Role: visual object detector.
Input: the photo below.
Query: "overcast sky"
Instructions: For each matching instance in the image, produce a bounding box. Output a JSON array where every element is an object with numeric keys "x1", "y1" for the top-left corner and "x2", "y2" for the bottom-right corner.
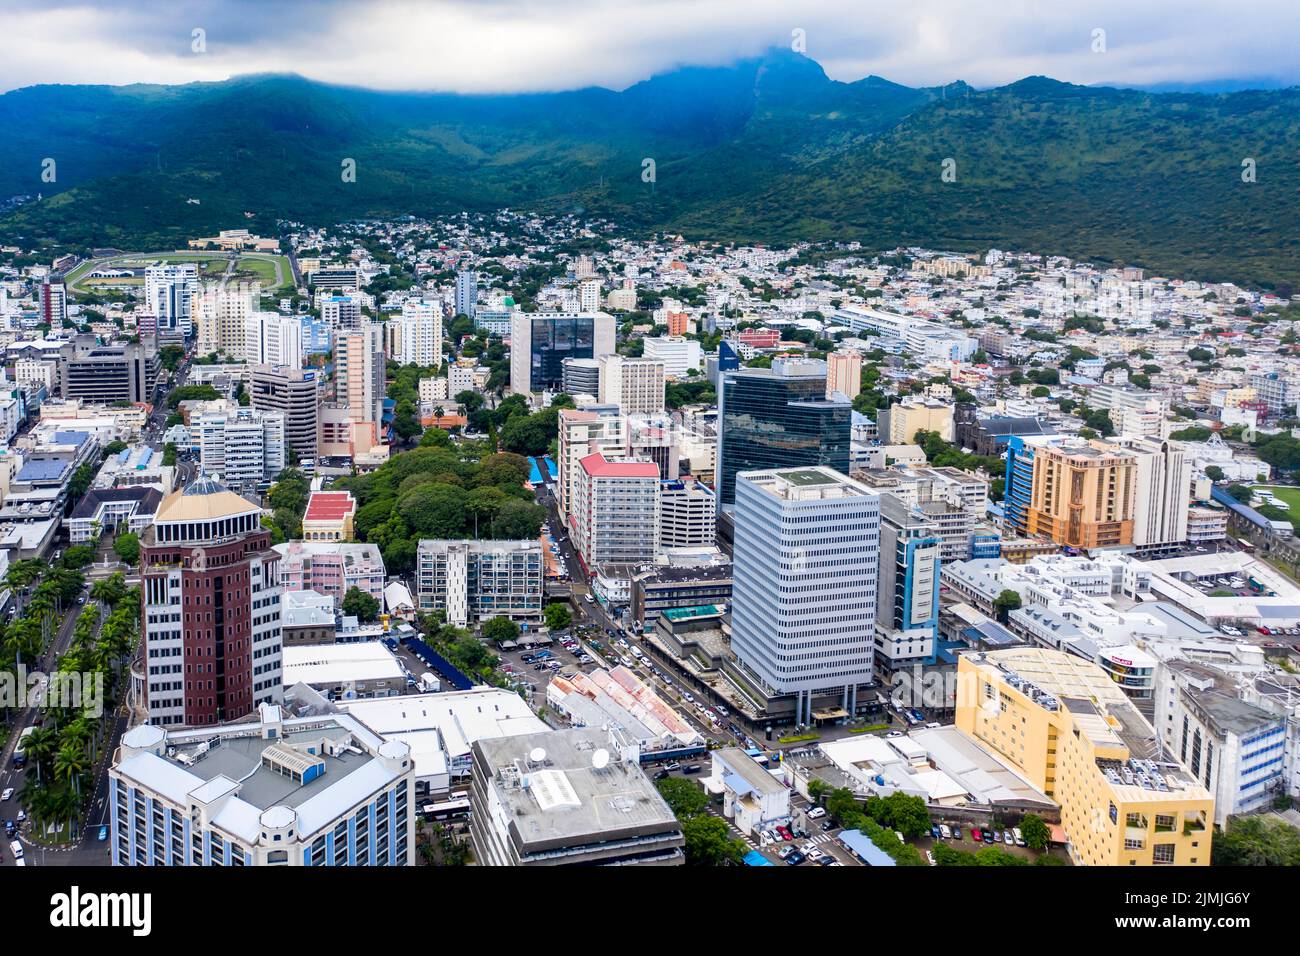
[{"x1": 4, "y1": 0, "x2": 1298, "y2": 94}]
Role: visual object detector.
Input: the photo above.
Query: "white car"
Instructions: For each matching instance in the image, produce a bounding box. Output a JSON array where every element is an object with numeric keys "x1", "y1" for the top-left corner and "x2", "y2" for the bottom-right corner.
[
  {"x1": 808, "y1": 806, "x2": 827, "y2": 820},
  {"x1": 926, "y1": 850, "x2": 936, "y2": 866},
  {"x1": 0, "y1": 788, "x2": 12, "y2": 801}
]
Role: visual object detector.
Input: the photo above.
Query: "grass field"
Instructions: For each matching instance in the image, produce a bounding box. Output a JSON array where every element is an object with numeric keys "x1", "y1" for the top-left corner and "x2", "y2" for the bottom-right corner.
[{"x1": 1251, "y1": 485, "x2": 1300, "y2": 511}]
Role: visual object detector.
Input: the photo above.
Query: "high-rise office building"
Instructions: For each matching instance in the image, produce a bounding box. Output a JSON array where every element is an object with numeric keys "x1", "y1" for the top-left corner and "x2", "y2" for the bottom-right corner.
[
  {"x1": 874, "y1": 493, "x2": 942, "y2": 679},
  {"x1": 1026, "y1": 440, "x2": 1138, "y2": 550},
  {"x1": 60, "y1": 334, "x2": 161, "y2": 405},
  {"x1": 140, "y1": 477, "x2": 283, "y2": 727},
  {"x1": 336, "y1": 322, "x2": 386, "y2": 424},
  {"x1": 1111, "y1": 436, "x2": 1192, "y2": 551},
  {"x1": 557, "y1": 408, "x2": 616, "y2": 526},
  {"x1": 599, "y1": 355, "x2": 666, "y2": 415},
  {"x1": 145, "y1": 264, "x2": 199, "y2": 339},
  {"x1": 509, "y1": 312, "x2": 616, "y2": 394},
  {"x1": 730, "y1": 466, "x2": 880, "y2": 726},
  {"x1": 716, "y1": 358, "x2": 851, "y2": 511},
  {"x1": 249, "y1": 364, "x2": 321, "y2": 463},
  {"x1": 455, "y1": 270, "x2": 477, "y2": 320},
  {"x1": 397, "y1": 300, "x2": 444, "y2": 368},
  {"x1": 244, "y1": 311, "x2": 304, "y2": 369},
  {"x1": 194, "y1": 405, "x2": 287, "y2": 490}
]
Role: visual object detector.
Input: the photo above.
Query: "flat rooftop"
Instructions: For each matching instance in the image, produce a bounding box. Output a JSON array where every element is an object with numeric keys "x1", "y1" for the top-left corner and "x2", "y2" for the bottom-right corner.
[{"x1": 476, "y1": 727, "x2": 680, "y2": 850}]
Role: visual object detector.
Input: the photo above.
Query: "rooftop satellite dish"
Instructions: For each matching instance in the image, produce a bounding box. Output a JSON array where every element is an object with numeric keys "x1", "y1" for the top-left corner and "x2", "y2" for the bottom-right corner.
[
  {"x1": 592, "y1": 748, "x2": 610, "y2": 769},
  {"x1": 529, "y1": 746, "x2": 547, "y2": 763}
]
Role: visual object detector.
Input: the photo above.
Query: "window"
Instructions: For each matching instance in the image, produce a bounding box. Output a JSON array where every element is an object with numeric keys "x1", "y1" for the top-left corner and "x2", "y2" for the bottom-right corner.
[{"x1": 1152, "y1": 843, "x2": 1175, "y2": 864}]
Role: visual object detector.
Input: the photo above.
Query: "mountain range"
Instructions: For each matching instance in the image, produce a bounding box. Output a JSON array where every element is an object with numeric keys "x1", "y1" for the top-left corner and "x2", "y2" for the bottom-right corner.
[{"x1": 1, "y1": 49, "x2": 1297, "y2": 287}]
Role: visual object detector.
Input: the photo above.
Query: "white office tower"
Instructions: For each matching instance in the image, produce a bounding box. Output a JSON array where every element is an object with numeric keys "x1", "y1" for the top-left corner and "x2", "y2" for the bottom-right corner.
[
  {"x1": 195, "y1": 406, "x2": 287, "y2": 488},
  {"x1": 598, "y1": 355, "x2": 666, "y2": 415},
  {"x1": 145, "y1": 263, "x2": 199, "y2": 338},
  {"x1": 398, "y1": 300, "x2": 444, "y2": 368},
  {"x1": 244, "y1": 311, "x2": 304, "y2": 369},
  {"x1": 455, "y1": 270, "x2": 477, "y2": 320},
  {"x1": 194, "y1": 281, "x2": 258, "y2": 357},
  {"x1": 579, "y1": 278, "x2": 601, "y2": 313},
  {"x1": 731, "y1": 467, "x2": 880, "y2": 727}
]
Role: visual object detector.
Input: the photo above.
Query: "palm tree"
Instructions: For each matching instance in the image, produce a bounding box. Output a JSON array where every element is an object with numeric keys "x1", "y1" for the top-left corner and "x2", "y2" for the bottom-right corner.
[
  {"x1": 54, "y1": 741, "x2": 89, "y2": 796},
  {"x1": 23, "y1": 725, "x2": 58, "y2": 784}
]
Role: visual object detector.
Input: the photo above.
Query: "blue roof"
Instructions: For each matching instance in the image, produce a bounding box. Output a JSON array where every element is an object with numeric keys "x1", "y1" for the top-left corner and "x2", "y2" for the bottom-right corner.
[
  {"x1": 51, "y1": 430, "x2": 91, "y2": 447},
  {"x1": 16, "y1": 458, "x2": 70, "y2": 482},
  {"x1": 115, "y1": 447, "x2": 131, "y2": 465},
  {"x1": 743, "y1": 850, "x2": 775, "y2": 866},
  {"x1": 838, "y1": 829, "x2": 897, "y2": 866},
  {"x1": 723, "y1": 770, "x2": 755, "y2": 798}
]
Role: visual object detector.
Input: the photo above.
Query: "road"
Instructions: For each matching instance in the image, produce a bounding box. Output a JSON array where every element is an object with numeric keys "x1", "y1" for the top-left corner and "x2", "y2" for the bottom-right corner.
[{"x1": 0, "y1": 582, "x2": 96, "y2": 865}]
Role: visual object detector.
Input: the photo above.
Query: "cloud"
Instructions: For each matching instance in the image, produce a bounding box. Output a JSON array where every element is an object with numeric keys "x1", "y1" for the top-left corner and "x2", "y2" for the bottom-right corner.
[{"x1": 2, "y1": 0, "x2": 1298, "y2": 94}]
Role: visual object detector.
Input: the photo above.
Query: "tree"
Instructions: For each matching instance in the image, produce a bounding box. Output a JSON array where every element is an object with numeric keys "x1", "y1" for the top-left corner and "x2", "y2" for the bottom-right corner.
[
  {"x1": 112, "y1": 533, "x2": 140, "y2": 566},
  {"x1": 807, "y1": 779, "x2": 830, "y2": 805},
  {"x1": 61, "y1": 544, "x2": 95, "y2": 569},
  {"x1": 1226, "y1": 484, "x2": 1254, "y2": 504},
  {"x1": 482, "y1": 615, "x2": 520, "y2": 645},
  {"x1": 1203, "y1": 465, "x2": 1225, "y2": 482},
  {"x1": 993, "y1": 589, "x2": 1022, "y2": 623},
  {"x1": 1212, "y1": 816, "x2": 1300, "y2": 866},
  {"x1": 1020, "y1": 813, "x2": 1051, "y2": 851},
  {"x1": 681, "y1": 815, "x2": 746, "y2": 866},
  {"x1": 341, "y1": 586, "x2": 380, "y2": 622},
  {"x1": 655, "y1": 777, "x2": 709, "y2": 819},
  {"x1": 543, "y1": 603, "x2": 572, "y2": 632}
]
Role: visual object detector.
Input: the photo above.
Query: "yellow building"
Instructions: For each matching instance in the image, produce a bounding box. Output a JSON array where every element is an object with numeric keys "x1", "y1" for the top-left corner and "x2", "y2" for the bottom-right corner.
[
  {"x1": 1026, "y1": 442, "x2": 1136, "y2": 549},
  {"x1": 886, "y1": 398, "x2": 954, "y2": 444},
  {"x1": 956, "y1": 649, "x2": 1213, "y2": 866}
]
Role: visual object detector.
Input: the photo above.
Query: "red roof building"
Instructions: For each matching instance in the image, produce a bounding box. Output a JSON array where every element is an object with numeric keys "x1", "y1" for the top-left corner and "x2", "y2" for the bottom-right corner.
[{"x1": 303, "y1": 490, "x2": 357, "y2": 542}]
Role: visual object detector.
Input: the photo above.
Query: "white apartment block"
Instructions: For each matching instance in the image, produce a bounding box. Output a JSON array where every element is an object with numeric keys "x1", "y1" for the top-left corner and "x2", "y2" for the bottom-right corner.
[
  {"x1": 145, "y1": 263, "x2": 198, "y2": 337},
  {"x1": 398, "y1": 300, "x2": 444, "y2": 369},
  {"x1": 572, "y1": 454, "x2": 661, "y2": 569},
  {"x1": 194, "y1": 282, "x2": 258, "y2": 357},
  {"x1": 599, "y1": 355, "x2": 666, "y2": 415},
  {"x1": 244, "y1": 311, "x2": 304, "y2": 369}
]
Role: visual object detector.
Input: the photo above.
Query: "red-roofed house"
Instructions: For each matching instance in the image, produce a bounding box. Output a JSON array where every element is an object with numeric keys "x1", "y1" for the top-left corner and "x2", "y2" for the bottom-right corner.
[
  {"x1": 303, "y1": 490, "x2": 357, "y2": 542},
  {"x1": 572, "y1": 453, "x2": 661, "y2": 570}
]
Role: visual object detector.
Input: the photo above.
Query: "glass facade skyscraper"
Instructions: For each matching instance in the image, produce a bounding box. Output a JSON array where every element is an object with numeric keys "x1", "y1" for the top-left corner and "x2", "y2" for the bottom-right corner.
[{"x1": 716, "y1": 359, "x2": 852, "y2": 510}]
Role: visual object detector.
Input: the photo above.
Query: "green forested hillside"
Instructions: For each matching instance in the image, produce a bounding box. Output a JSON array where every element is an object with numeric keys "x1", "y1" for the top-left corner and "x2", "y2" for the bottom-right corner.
[{"x1": 1, "y1": 52, "x2": 1296, "y2": 286}]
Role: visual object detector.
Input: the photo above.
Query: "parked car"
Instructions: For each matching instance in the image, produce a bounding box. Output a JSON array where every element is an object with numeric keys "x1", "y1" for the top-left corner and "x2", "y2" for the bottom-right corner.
[
  {"x1": 940, "y1": 824, "x2": 951, "y2": 839},
  {"x1": 652, "y1": 769, "x2": 670, "y2": 781},
  {"x1": 778, "y1": 844, "x2": 795, "y2": 859},
  {"x1": 931, "y1": 825, "x2": 942, "y2": 840},
  {"x1": 1012, "y1": 827, "x2": 1025, "y2": 847},
  {"x1": 1003, "y1": 830, "x2": 1016, "y2": 845},
  {"x1": 952, "y1": 826, "x2": 963, "y2": 841},
  {"x1": 971, "y1": 828, "x2": 982, "y2": 842},
  {"x1": 776, "y1": 825, "x2": 793, "y2": 841},
  {"x1": 682, "y1": 764, "x2": 702, "y2": 775},
  {"x1": 926, "y1": 850, "x2": 936, "y2": 866},
  {"x1": 808, "y1": 806, "x2": 827, "y2": 820},
  {"x1": 821, "y1": 819, "x2": 836, "y2": 832},
  {"x1": 785, "y1": 851, "x2": 806, "y2": 866},
  {"x1": 0, "y1": 788, "x2": 12, "y2": 801}
]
